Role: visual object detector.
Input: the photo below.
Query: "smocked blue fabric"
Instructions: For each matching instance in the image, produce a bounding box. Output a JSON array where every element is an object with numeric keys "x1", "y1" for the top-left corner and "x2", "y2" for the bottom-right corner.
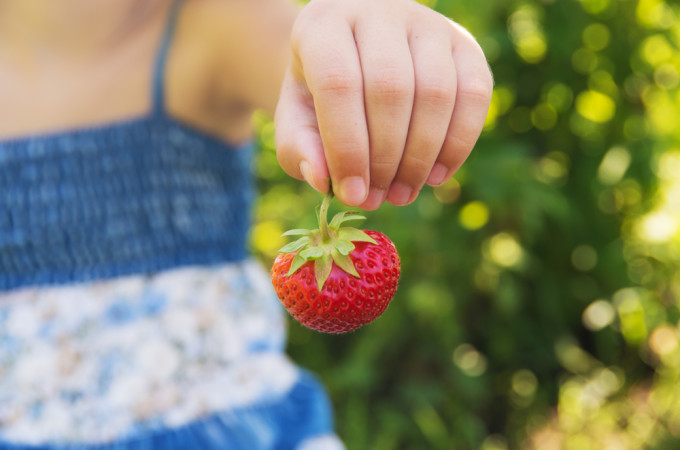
[
  {"x1": 0, "y1": 371, "x2": 335, "y2": 450},
  {"x1": 0, "y1": 0, "x2": 253, "y2": 291}
]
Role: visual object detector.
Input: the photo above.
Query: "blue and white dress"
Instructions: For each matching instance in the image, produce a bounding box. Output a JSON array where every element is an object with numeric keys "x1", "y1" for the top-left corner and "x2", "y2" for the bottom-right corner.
[{"x1": 0, "y1": 1, "x2": 343, "y2": 448}]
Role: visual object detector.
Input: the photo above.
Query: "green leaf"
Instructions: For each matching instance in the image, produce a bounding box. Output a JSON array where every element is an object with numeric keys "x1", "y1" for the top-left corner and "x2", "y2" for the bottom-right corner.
[
  {"x1": 340, "y1": 214, "x2": 367, "y2": 223},
  {"x1": 329, "y1": 211, "x2": 366, "y2": 229},
  {"x1": 299, "y1": 247, "x2": 324, "y2": 259},
  {"x1": 278, "y1": 237, "x2": 310, "y2": 253},
  {"x1": 287, "y1": 253, "x2": 307, "y2": 276},
  {"x1": 331, "y1": 249, "x2": 360, "y2": 278},
  {"x1": 337, "y1": 227, "x2": 377, "y2": 244},
  {"x1": 314, "y1": 253, "x2": 333, "y2": 291},
  {"x1": 281, "y1": 229, "x2": 312, "y2": 237},
  {"x1": 334, "y1": 239, "x2": 355, "y2": 256}
]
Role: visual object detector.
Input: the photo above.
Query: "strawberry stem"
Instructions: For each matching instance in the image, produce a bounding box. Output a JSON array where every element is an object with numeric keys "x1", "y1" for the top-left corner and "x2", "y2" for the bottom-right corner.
[{"x1": 319, "y1": 188, "x2": 334, "y2": 241}]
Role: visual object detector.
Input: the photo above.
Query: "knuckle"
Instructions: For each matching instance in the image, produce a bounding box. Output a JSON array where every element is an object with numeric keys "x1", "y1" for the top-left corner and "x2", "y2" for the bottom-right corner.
[
  {"x1": 327, "y1": 135, "x2": 367, "y2": 159},
  {"x1": 416, "y1": 133, "x2": 445, "y2": 154},
  {"x1": 445, "y1": 131, "x2": 477, "y2": 153},
  {"x1": 367, "y1": 69, "x2": 413, "y2": 103},
  {"x1": 315, "y1": 70, "x2": 363, "y2": 96},
  {"x1": 370, "y1": 158, "x2": 399, "y2": 188},
  {"x1": 460, "y1": 78, "x2": 493, "y2": 106},
  {"x1": 402, "y1": 152, "x2": 434, "y2": 174},
  {"x1": 371, "y1": 153, "x2": 399, "y2": 168},
  {"x1": 418, "y1": 79, "x2": 456, "y2": 108}
]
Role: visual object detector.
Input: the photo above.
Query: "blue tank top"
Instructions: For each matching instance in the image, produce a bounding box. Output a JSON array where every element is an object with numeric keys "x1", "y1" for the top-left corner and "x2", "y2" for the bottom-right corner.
[{"x1": 0, "y1": 1, "x2": 254, "y2": 291}]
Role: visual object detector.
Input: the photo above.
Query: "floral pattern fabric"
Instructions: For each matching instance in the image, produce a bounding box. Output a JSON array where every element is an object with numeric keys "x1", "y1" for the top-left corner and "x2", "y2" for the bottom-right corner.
[{"x1": 0, "y1": 260, "x2": 307, "y2": 446}]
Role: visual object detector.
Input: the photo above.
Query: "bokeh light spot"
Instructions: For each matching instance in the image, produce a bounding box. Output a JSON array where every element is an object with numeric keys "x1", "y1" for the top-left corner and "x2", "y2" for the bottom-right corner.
[
  {"x1": 459, "y1": 201, "x2": 490, "y2": 230},
  {"x1": 614, "y1": 288, "x2": 648, "y2": 344},
  {"x1": 597, "y1": 146, "x2": 631, "y2": 185},
  {"x1": 575, "y1": 90, "x2": 616, "y2": 123},
  {"x1": 555, "y1": 338, "x2": 596, "y2": 374},
  {"x1": 636, "y1": 0, "x2": 677, "y2": 28},
  {"x1": 588, "y1": 70, "x2": 619, "y2": 99},
  {"x1": 480, "y1": 435, "x2": 509, "y2": 450},
  {"x1": 648, "y1": 324, "x2": 679, "y2": 356},
  {"x1": 512, "y1": 369, "x2": 538, "y2": 398},
  {"x1": 494, "y1": 86, "x2": 517, "y2": 114},
  {"x1": 545, "y1": 83, "x2": 574, "y2": 112},
  {"x1": 640, "y1": 35, "x2": 674, "y2": 67},
  {"x1": 654, "y1": 149, "x2": 680, "y2": 180},
  {"x1": 487, "y1": 233, "x2": 524, "y2": 268},
  {"x1": 582, "y1": 23, "x2": 610, "y2": 51},
  {"x1": 582, "y1": 299, "x2": 615, "y2": 331},
  {"x1": 577, "y1": 0, "x2": 611, "y2": 15},
  {"x1": 531, "y1": 103, "x2": 558, "y2": 130},
  {"x1": 453, "y1": 343, "x2": 488, "y2": 376},
  {"x1": 433, "y1": 177, "x2": 461, "y2": 204},
  {"x1": 635, "y1": 210, "x2": 678, "y2": 243},
  {"x1": 654, "y1": 64, "x2": 680, "y2": 90},
  {"x1": 535, "y1": 151, "x2": 569, "y2": 185},
  {"x1": 508, "y1": 6, "x2": 547, "y2": 64},
  {"x1": 251, "y1": 221, "x2": 285, "y2": 258}
]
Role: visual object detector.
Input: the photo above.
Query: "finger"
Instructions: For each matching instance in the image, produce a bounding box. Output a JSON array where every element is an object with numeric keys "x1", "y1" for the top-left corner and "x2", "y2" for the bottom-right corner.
[
  {"x1": 426, "y1": 22, "x2": 493, "y2": 187},
  {"x1": 275, "y1": 69, "x2": 330, "y2": 194},
  {"x1": 292, "y1": 16, "x2": 369, "y2": 206},
  {"x1": 386, "y1": 26, "x2": 457, "y2": 206},
  {"x1": 354, "y1": 15, "x2": 414, "y2": 210}
]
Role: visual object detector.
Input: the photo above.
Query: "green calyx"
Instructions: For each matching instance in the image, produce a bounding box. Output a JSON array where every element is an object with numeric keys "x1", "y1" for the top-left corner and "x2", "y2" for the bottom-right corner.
[{"x1": 278, "y1": 189, "x2": 377, "y2": 291}]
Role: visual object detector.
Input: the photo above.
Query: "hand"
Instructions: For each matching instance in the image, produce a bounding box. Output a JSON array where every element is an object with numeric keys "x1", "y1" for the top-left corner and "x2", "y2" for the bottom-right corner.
[{"x1": 274, "y1": 0, "x2": 493, "y2": 209}]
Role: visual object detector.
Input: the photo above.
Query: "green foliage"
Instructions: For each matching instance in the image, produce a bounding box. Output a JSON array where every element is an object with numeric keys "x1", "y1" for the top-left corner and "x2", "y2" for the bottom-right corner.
[{"x1": 252, "y1": 0, "x2": 680, "y2": 448}]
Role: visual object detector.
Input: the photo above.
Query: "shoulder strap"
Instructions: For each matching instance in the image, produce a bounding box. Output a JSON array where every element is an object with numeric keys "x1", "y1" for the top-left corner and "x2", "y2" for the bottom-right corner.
[{"x1": 151, "y1": 0, "x2": 184, "y2": 114}]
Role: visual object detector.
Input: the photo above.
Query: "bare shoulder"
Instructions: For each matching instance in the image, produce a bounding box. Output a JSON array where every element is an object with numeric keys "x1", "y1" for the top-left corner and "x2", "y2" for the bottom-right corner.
[{"x1": 167, "y1": 0, "x2": 297, "y2": 143}]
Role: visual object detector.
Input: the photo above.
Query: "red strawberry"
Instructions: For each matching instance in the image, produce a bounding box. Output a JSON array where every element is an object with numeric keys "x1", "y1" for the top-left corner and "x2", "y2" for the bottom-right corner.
[{"x1": 271, "y1": 191, "x2": 400, "y2": 334}]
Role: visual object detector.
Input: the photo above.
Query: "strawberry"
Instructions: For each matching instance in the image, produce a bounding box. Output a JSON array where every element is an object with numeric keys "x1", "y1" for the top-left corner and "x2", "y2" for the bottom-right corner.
[{"x1": 271, "y1": 191, "x2": 400, "y2": 334}]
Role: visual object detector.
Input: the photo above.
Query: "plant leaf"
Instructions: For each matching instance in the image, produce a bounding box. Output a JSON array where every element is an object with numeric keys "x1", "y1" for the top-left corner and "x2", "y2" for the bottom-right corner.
[
  {"x1": 339, "y1": 214, "x2": 367, "y2": 223},
  {"x1": 281, "y1": 229, "x2": 312, "y2": 237},
  {"x1": 314, "y1": 253, "x2": 333, "y2": 291},
  {"x1": 334, "y1": 239, "x2": 355, "y2": 256},
  {"x1": 278, "y1": 237, "x2": 310, "y2": 253},
  {"x1": 329, "y1": 211, "x2": 366, "y2": 229},
  {"x1": 331, "y1": 249, "x2": 360, "y2": 278},
  {"x1": 299, "y1": 247, "x2": 324, "y2": 259},
  {"x1": 287, "y1": 253, "x2": 308, "y2": 276},
  {"x1": 337, "y1": 227, "x2": 377, "y2": 244},
  {"x1": 328, "y1": 211, "x2": 348, "y2": 229}
]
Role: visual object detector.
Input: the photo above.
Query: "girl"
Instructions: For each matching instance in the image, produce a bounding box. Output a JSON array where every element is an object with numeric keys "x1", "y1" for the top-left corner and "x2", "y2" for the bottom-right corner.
[{"x1": 0, "y1": 0, "x2": 492, "y2": 448}]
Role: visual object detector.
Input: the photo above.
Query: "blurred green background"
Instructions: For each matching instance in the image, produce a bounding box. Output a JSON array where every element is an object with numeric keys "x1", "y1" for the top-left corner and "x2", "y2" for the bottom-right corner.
[{"x1": 252, "y1": 0, "x2": 680, "y2": 448}]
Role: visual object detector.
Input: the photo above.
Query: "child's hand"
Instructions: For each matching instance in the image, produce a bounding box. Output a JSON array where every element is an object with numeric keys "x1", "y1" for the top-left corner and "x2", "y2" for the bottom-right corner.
[{"x1": 274, "y1": 0, "x2": 493, "y2": 209}]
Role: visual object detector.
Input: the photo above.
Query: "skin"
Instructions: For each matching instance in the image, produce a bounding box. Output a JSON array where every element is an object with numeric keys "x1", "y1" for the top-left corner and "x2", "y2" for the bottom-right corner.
[{"x1": 0, "y1": 0, "x2": 492, "y2": 210}]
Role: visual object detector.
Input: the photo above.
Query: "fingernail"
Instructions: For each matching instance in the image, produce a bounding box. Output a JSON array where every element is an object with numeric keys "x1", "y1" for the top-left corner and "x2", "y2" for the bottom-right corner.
[
  {"x1": 299, "y1": 161, "x2": 313, "y2": 185},
  {"x1": 338, "y1": 176, "x2": 367, "y2": 205},
  {"x1": 427, "y1": 163, "x2": 449, "y2": 186},
  {"x1": 387, "y1": 182, "x2": 413, "y2": 206}
]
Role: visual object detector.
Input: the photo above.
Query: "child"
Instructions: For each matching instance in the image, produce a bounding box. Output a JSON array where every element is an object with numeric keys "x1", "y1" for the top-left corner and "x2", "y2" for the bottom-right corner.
[{"x1": 0, "y1": 0, "x2": 492, "y2": 448}]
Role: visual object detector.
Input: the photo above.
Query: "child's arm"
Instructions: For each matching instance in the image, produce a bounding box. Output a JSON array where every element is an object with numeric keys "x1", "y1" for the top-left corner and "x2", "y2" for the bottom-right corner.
[{"x1": 274, "y1": 0, "x2": 493, "y2": 209}]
